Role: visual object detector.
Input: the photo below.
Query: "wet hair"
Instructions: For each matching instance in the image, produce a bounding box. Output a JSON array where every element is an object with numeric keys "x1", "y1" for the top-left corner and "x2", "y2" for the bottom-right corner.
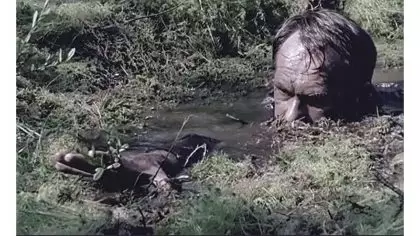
[
  {"x1": 272, "y1": 9, "x2": 379, "y2": 120},
  {"x1": 273, "y1": 9, "x2": 376, "y2": 84}
]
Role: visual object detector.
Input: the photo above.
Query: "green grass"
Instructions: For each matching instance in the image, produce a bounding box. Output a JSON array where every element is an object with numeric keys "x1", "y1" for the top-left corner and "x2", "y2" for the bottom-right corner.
[
  {"x1": 344, "y1": 0, "x2": 403, "y2": 68},
  {"x1": 158, "y1": 118, "x2": 404, "y2": 235},
  {"x1": 16, "y1": 0, "x2": 403, "y2": 234},
  {"x1": 17, "y1": 176, "x2": 111, "y2": 235}
]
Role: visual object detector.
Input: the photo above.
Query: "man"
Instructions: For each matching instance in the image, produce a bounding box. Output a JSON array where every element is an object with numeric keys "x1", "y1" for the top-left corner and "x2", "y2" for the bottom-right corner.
[{"x1": 270, "y1": 9, "x2": 380, "y2": 123}]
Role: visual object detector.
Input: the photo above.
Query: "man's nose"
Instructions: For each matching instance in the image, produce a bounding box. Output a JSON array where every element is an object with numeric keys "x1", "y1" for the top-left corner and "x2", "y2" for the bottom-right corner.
[{"x1": 284, "y1": 96, "x2": 307, "y2": 122}]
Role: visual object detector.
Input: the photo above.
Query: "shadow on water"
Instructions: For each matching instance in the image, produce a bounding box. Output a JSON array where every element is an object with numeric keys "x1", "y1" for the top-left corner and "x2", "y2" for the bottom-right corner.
[{"x1": 132, "y1": 69, "x2": 404, "y2": 159}]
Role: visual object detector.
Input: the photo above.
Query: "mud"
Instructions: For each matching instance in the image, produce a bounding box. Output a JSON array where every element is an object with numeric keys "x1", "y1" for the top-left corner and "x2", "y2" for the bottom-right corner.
[
  {"x1": 131, "y1": 69, "x2": 403, "y2": 159},
  {"x1": 72, "y1": 69, "x2": 403, "y2": 235}
]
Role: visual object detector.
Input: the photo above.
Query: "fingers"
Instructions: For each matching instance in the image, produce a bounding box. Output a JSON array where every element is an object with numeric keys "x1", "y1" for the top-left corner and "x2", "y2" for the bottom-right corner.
[
  {"x1": 53, "y1": 151, "x2": 97, "y2": 174},
  {"x1": 64, "y1": 152, "x2": 85, "y2": 162}
]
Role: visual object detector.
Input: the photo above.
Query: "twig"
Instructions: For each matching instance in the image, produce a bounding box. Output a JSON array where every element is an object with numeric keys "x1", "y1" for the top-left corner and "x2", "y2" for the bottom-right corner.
[
  {"x1": 34, "y1": 129, "x2": 44, "y2": 162},
  {"x1": 145, "y1": 115, "x2": 192, "y2": 190},
  {"x1": 127, "y1": 115, "x2": 193, "y2": 199},
  {"x1": 120, "y1": 65, "x2": 129, "y2": 77},
  {"x1": 197, "y1": 0, "x2": 216, "y2": 49},
  {"x1": 374, "y1": 172, "x2": 403, "y2": 198},
  {"x1": 137, "y1": 206, "x2": 148, "y2": 229},
  {"x1": 17, "y1": 123, "x2": 41, "y2": 137},
  {"x1": 374, "y1": 172, "x2": 404, "y2": 217},
  {"x1": 93, "y1": 102, "x2": 104, "y2": 129},
  {"x1": 124, "y1": 4, "x2": 182, "y2": 25},
  {"x1": 226, "y1": 113, "x2": 249, "y2": 125},
  {"x1": 54, "y1": 162, "x2": 93, "y2": 177},
  {"x1": 183, "y1": 144, "x2": 207, "y2": 167}
]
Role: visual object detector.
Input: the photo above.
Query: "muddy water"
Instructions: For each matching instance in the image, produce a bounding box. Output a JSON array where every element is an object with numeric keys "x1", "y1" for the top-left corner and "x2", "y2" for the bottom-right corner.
[
  {"x1": 142, "y1": 90, "x2": 275, "y2": 158},
  {"x1": 140, "y1": 69, "x2": 403, "y2": 158},
  {"x1": 372, "y1": 68, "x2": 404, "y2": 83}
]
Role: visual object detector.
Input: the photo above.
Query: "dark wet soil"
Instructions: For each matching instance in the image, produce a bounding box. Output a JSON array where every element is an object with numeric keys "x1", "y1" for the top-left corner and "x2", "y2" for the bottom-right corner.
[
  {"x1": 128, "y1": 69, "x2": 404, "y2": 160},
  {"x1": 76, "y1": 69, "x2": 404, "y2": 235}
]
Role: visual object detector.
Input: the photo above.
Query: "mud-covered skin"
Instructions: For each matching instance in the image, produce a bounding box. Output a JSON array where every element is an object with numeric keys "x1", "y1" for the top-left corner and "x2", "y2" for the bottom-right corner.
[
  {"x1": 272, "y1": 9, "x2": 377, "y2": 122},
  {"x1": 52, "y1": 134, "x2": 221, "y2": 190},
  {"x1": 262, "y1": 81, "x2": 404, "y2": 117}
]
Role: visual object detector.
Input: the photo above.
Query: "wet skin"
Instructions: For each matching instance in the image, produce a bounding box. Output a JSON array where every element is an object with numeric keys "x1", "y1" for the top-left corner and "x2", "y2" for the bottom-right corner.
[
  {"x1": 274, "y1": 32, "x2": 333, "y2": 122},
  {"x1": 52, "y1": 134, "x2": 222, "y2": 190},
  {"x1": 53, "y1": 150, "x2": 176, "y2": 189},
  {"x1": 273, "y1": 32, "x2": 375, "y2": 122}
]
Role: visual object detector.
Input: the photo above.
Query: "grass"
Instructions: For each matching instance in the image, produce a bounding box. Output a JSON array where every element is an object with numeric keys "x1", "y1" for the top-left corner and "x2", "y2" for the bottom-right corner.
[
  {"x1": 17, "y1": 176, "x2": 111, "y2": 235},
  {"x1": 16, "y1": 0, "x2": 403, "y2": 234},
  {"x1": 344, "y1": 0, "x2": 403, "y2": 68},
  {"x1": 158, "y1": 117, "x2": 404, "y2": 235}
]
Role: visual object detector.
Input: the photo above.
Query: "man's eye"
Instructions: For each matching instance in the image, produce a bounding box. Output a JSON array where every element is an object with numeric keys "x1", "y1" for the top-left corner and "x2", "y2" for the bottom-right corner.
[{"x1": 277, "y1": 89, "x2": 292, "y2": 99}]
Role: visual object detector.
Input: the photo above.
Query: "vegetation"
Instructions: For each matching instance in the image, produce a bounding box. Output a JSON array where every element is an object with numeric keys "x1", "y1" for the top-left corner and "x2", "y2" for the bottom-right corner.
[
  {"x1": 16, "y1": 0, "x2": 403, "y2": 234},
  {"x1": 159, "y1": 116, "x2": 404, "y2": 235}
]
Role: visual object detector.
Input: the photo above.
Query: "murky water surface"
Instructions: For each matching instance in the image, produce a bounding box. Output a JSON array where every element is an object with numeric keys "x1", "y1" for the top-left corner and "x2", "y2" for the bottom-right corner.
[
  {"x1": 372, "y1": 68, "x2": 403, "y2": 83},
  {"x1": 139, "y1": 69, "x2": 403, "y2": 157}
]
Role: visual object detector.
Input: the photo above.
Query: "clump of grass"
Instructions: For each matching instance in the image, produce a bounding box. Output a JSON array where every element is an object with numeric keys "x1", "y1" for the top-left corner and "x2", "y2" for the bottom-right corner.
[
  {"x1": 344, "y1": 0, "x2": 403, "y2": 68},
  {"x1": 17, "y1": 184, "x2": 111, "y2": 235},
  {"x1": 55, "y1": 1, "x2": 114, "y2": 27},
  {"x1": 17, "y1": 0, "x2": 114, "y2": 38},
  {"x1": 158, "y1": 187, "x2": 272, "y2": 235},
  {"x1": 376, "y1": 39, "x2": 404, "y2": 68},
  {"x1": 159, "y1": 116, "x2": 404, "y2": 235},
  {"x1": 344, "y1": 0, "x2": 403, "y2": 40},
  {"x1": 191, "y1": 153, "x2": 250, "y2": 185},
  {"x1": 17, "y1": 193, "x2": 109, "y2": 234}
]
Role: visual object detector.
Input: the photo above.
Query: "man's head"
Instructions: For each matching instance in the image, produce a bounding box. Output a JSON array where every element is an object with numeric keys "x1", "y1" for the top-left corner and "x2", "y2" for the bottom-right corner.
[{"x1": 272, "y1": 9, "x2": 377, "y2": 123}]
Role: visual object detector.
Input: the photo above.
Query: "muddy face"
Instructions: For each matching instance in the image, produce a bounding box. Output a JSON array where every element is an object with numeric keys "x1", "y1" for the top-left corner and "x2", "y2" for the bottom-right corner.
[
  {"x1": 272, "y1": 10, "x2": 377, "y2": 123},
  {"x1": 273, "y1": 32, "x2": 333, "y2": 122}
]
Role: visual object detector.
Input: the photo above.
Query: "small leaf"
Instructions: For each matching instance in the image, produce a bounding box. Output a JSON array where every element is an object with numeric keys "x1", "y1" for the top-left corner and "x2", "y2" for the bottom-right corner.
[
  {"x1": 112, "y1": 163, "x2": 121, "y2": 169},
  {"x1": 88, "y1": 150, "x2": 95, "y2": 158},
  {"x1": 58, "y1": 48, "x2": 63, "y2": 63},
  {"x1": 109, "y1": 146, "x2": 117, "y2": 153},
  {"x1": 106, "y1": 162, "x2": 121, "y2": 170},
  {"x1": 93, "y1": 168, "x2": 105, "y2": 181},
  {"x1": 42, "y1": 8, "x2": 51, "y2": 16},
  {"x1": 32, "y1": 11, "x2": 39, "y2": 29},
  {"x1": 175, "y1": 175, "x2": 190, "y2": 181},
  {"x1": 44, "y1": 54, "x2": 51, "y2": 66},
  {"x1": 66, "y1": 48, "x2": 76, "y2": 61}
]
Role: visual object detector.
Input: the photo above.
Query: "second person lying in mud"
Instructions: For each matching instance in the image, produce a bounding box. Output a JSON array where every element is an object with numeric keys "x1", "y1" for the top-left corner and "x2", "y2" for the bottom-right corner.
[{"x1": 52, "y1": 134, "x2": 222, "y2": 191}]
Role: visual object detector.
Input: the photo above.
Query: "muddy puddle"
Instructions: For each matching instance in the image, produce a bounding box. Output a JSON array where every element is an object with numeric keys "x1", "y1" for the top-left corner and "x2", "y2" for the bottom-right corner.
[{"x1": 134, "y1": 69, "x2": 404, "y2": 159}]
